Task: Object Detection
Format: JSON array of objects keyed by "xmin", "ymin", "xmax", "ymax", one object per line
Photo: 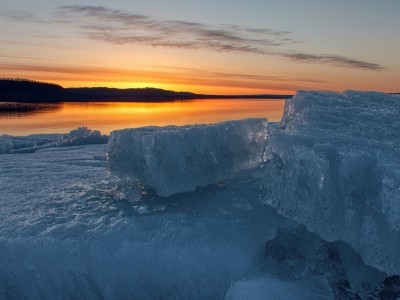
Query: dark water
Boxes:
[{"xmin": 0, "ymin": 102, "xmax": 62, "ymax": 117}]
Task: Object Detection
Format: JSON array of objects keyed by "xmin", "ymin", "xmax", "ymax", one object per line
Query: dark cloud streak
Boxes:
[
  {"xmin": 1, "ymin": 11, "xmax": 45, "ymax": 23},
  {"xmin": 282, "ymin": 53, "xmax": 384, "ymax": 71},
  {"xmin": 58, "ymin": 5, "xmax": 295, "ymax": 53}
]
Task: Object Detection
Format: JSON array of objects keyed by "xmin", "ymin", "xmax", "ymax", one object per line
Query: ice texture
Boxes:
[
  {"xmin": 264, "ymin": 225, "xmax": 387, "ymax": 299},
  {"xmin": 57, "ymin": 126, "xmax": 108, "ymax": 147},
  {"xmin": 225, "ymin": 274, "xmax": 334, "ymax": 300},
  {"xmin": 0, "ymin": 127, "xmax": 108, "ymax": 154},
  {"xmin": 2, "ymin": 91, "xmax": 400, "ymax": 298},
  {"xmin": 0, "ymin": 134, "xmax": 59, "ymax": 154},
  {"xmin": 0, "ymin": 144, "xmax": 292, "ymax": 299},
  {"xmin": 108, "ymin": 118, "xmax": 268, "ymax": 196},
  {"xmin": 261, "ymin": 90, "xmax": 400, "ymax": 274}
]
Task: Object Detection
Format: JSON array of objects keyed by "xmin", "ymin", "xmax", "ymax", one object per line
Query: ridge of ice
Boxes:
[
  {"xmin": 0, "ymin": 127, "xmax": 108, "ymax": 154},
  {"xmin": 108, "ymin": 118, "xmax": 268, "ymax": 196},
  {"xmin": 261, "ymin": 90, "xmax": 400, "ymax": 274}
]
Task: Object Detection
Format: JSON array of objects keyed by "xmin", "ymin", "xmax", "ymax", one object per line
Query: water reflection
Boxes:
[
  {"xmin": 0, "ymin": 99, "xmax": 285, "ymax": 135},
  {"xmin": 0, "ymin": 102, "xmax": 62, "ymax": 117}
]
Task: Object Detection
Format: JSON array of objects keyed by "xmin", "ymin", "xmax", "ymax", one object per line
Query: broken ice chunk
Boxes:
[{"xmin": 108, "ymin": 118, "xmax": 268, "ymax": 196}]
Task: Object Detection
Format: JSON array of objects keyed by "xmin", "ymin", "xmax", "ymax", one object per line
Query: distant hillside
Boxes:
[
  {"xmin": 0, "ymin": 79, "xmax": 203, "ymax": 102},
  {"xmin": 64, "ymin": 87, "xmax": 201, "ymax": 101},
  {"xmin": 0, "ymin": 78, "xmax": 293, "ymax": 102},
  {"xmin": 0, "ymin": 79, "xmax": 64, "ymax": 101}
]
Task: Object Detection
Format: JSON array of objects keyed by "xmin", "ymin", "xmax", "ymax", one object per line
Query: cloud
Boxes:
[
  {"xmin": 56, "ymin": 5, "xmax": 384, "ymax": 71},
  {"xmin": 0, "ymin": 54, "xmax": 39, "ymax": 60},
  {"xmin": 161, "ymin": 66, "xmax": 327, "ymax": 83},
  {"xmin": 0, "ymin": 63, "xmax": 310, "ymax": 91},
  {"xmin": 2, "ymin": 5, "xmax": 385, "ymax": 71},
  {"xmin": 0, "ymin": 11, "xmax": 45, "ymax": 23},
  {"xmin": 282, "ymin": 53, "xmax": 384, "ymax": 71},
  {"xmin": 57, "ymin": 5, "xmax": 294, "ymax": 54}
]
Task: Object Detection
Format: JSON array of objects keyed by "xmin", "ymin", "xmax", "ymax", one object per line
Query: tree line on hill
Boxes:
[{"xmin": 0, "ymin": 78, "xmax": 293, "ymax": 102}]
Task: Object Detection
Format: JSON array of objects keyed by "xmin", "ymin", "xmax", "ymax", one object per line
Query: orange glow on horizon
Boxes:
[
  {"xmin": 0, "ymin": 99, "xmax": 286, "ymax": 135},
  {"xmin": 1, "ymin": 63, "xmax": 297, "ymax": 95},
  {"xmin": 20, "ymin": 76, "xmax": 294, "ymax": 95},
  {"xmin": 3, "ymin": 60, "xmax": 398, "ymax": 95},
  {"xmin": 60, "ymin": 81, "xmax": 293, "ymax": 95}
]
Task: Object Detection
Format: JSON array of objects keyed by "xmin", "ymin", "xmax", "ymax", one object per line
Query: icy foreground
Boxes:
[
  {"xmin": 0, "ymin": 145, "xmax": 304, "ymax": 299},
  {"xmin": 262, "ymin": 90, "xmax": 400, "ymax": 274},
  {"xmin": 108, "ymin": 119, "xmax": 267, "ymax": 196},
  {"xmin": 107, "ymin": 91, "xmax": 400, "ymax": 273},
  {"xmin": 1, "ymin": 90, "xmax": 400, "ymax": 299}
]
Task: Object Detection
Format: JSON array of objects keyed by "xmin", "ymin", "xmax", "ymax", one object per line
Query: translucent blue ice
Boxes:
[
  {"xmin": 108, "ymin": 119, "xmax": 268, "ymax": 196},
  {"xmin": 262, "ymin": 90, "xmax": 400, "ymax": 274}
]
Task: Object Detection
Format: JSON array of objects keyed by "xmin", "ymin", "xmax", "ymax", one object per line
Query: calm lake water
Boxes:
[{"xmin": 0, "ymin": 99, "xmax": 286, "ymax": 136}]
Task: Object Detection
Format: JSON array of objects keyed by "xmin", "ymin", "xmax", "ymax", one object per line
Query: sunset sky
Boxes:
[{"xmin": 1, "ymin": 0, "xmax": 399, "ymax": 94}]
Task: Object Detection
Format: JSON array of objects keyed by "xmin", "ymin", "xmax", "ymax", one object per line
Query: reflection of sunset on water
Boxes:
[{"xmin": 0, "ymin": 99, "xmax": 285, "ymax": 135}]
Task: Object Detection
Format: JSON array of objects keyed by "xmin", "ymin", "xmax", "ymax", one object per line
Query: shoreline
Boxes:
[{"xmin": 0, "ymin": 93, "xmax": 293, "ymax": 103}]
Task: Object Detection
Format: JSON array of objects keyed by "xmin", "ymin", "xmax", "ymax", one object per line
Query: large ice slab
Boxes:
[
  {"xmin": 261, "ymin": 90, "xmax": 400, "ymax": 274},
  {"xmin": 108, "ymin": 118, "xmax": 268, "ymax": 196}
]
